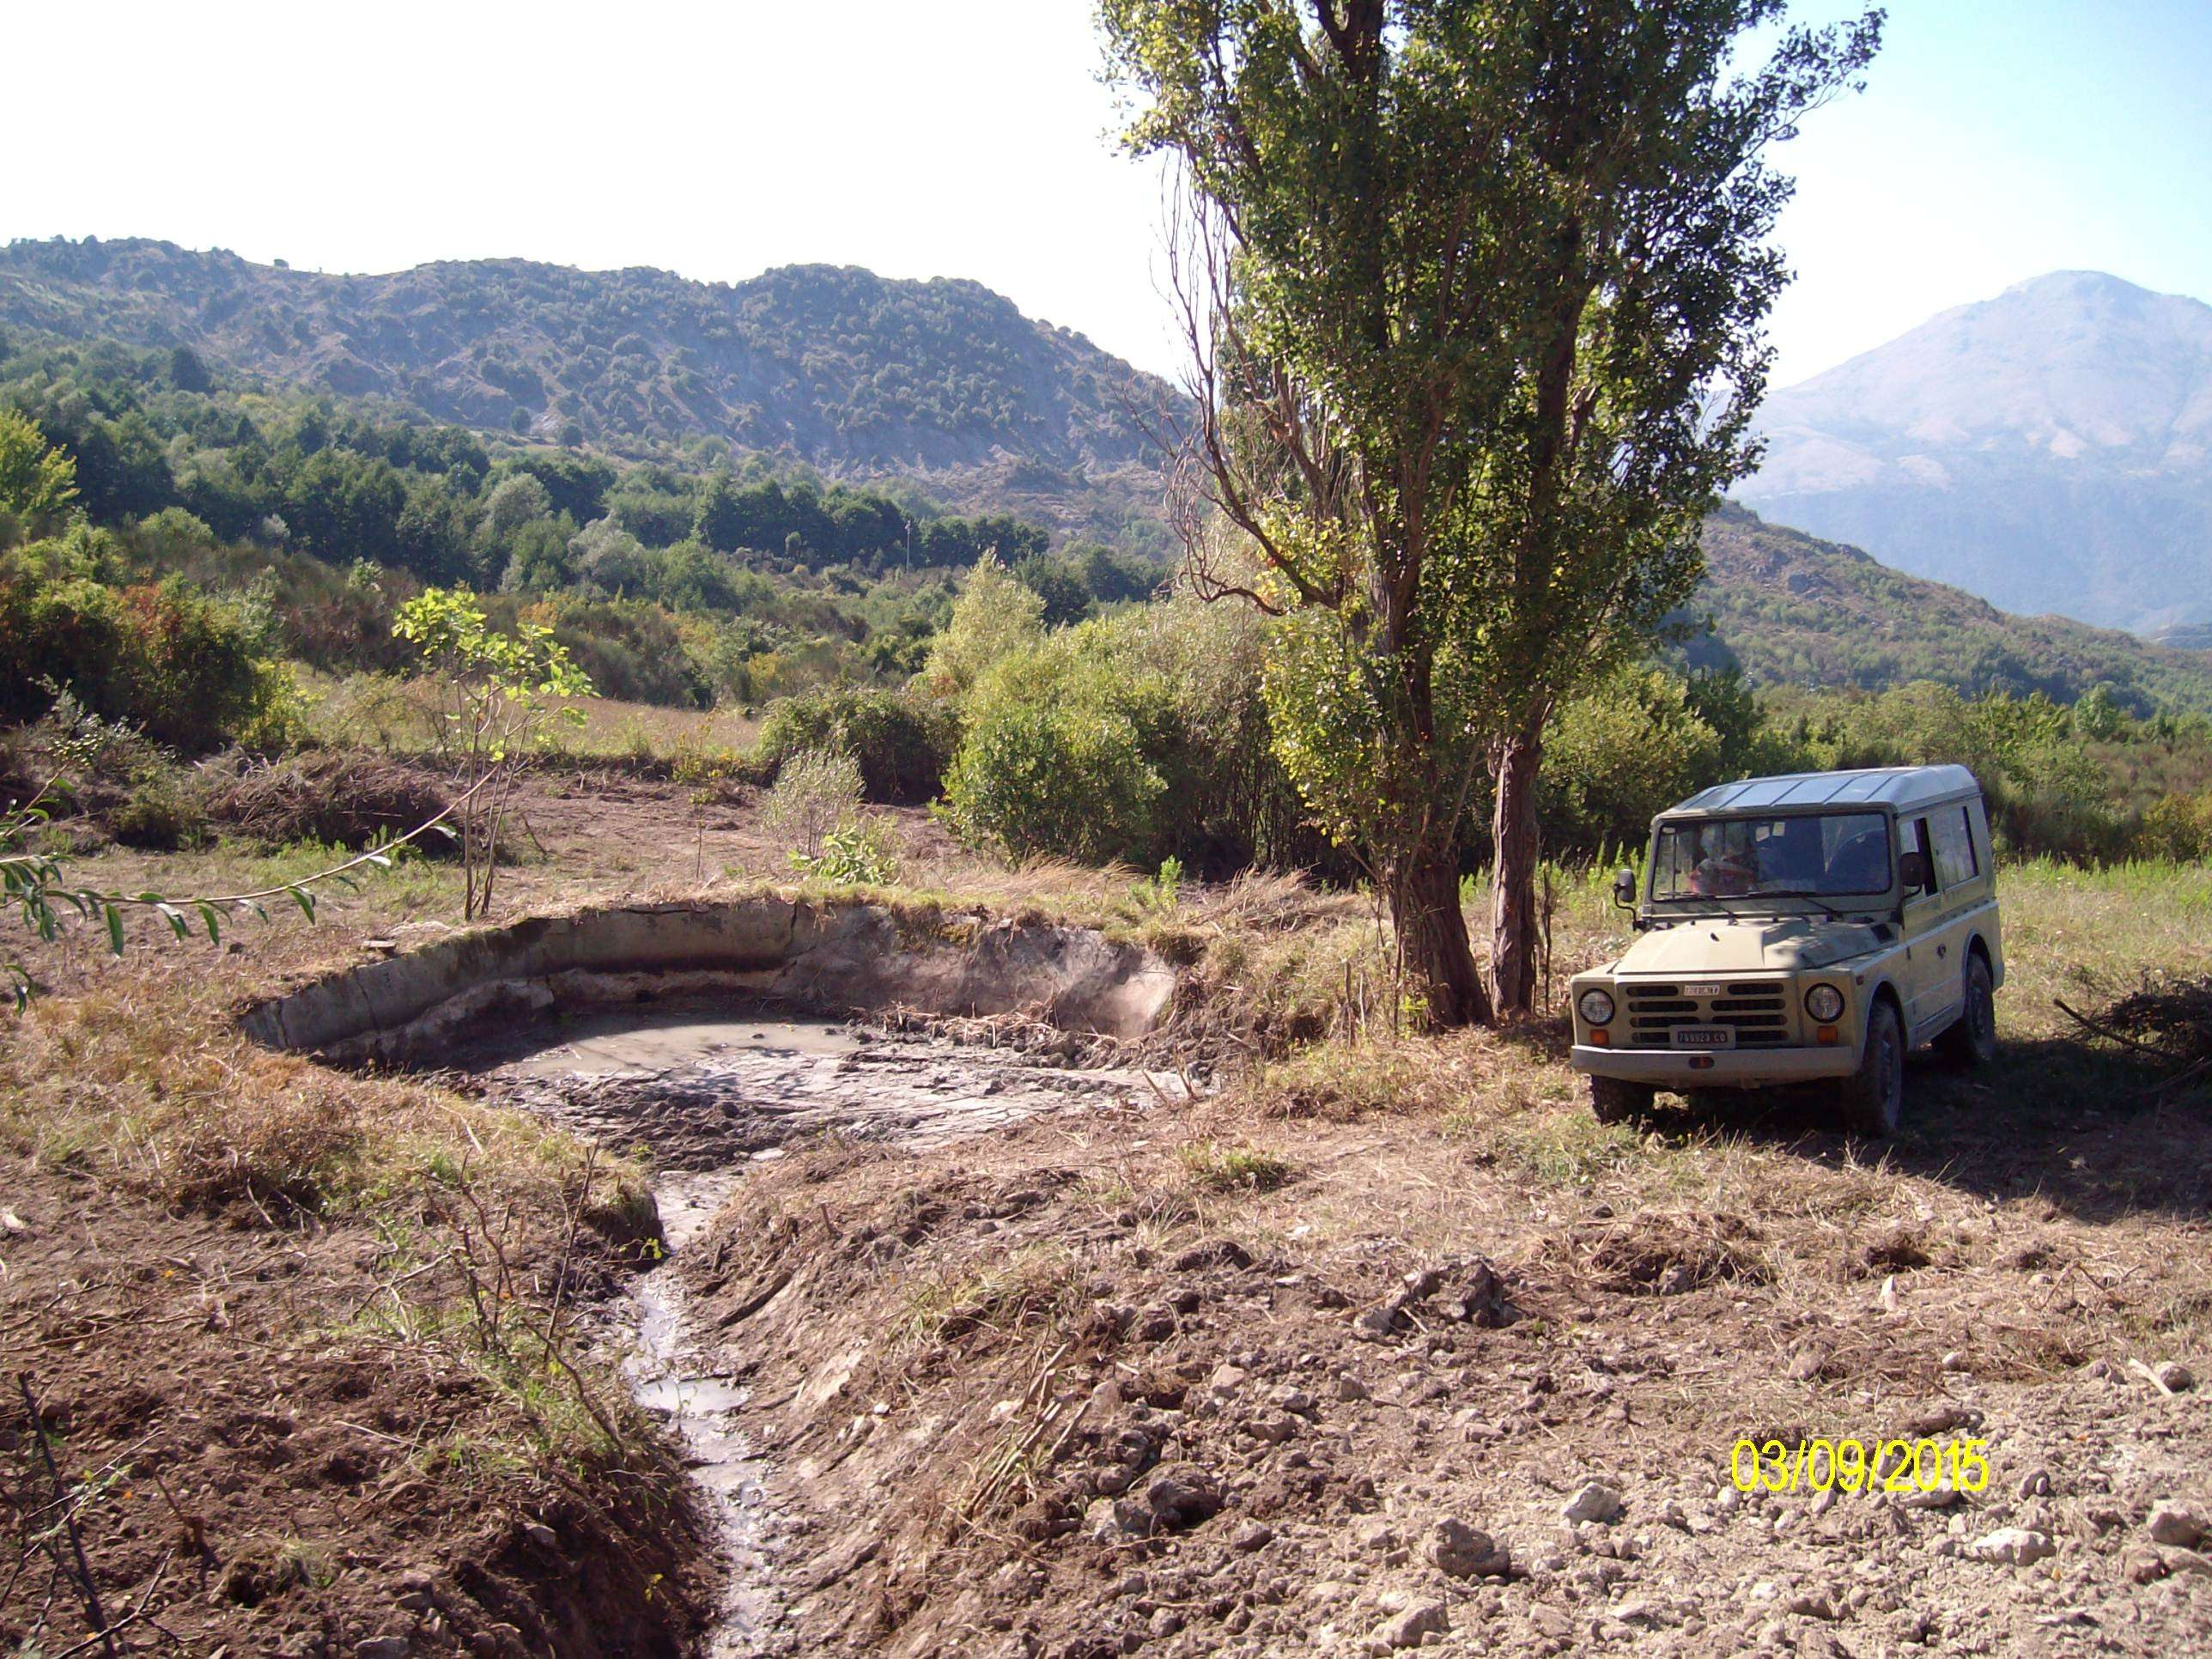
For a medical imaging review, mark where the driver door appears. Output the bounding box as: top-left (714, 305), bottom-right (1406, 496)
top-left (1898, 813), bottom-right (1947, 1035)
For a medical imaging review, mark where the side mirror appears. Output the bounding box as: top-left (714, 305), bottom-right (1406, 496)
top-left (1898, 849), bottom-right (1932, 895)
top-left (1612, 867), bottom-right (1638, 910)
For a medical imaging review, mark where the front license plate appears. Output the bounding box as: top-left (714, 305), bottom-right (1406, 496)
top-left (1671, 1026), bottom-right (1735, 1050)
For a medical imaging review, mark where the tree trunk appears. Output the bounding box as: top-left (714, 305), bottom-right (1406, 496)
top-left (1387, 842), bottom-right (1492, 1028)
top-left (1489, 723), bottom-right (1543, 1016)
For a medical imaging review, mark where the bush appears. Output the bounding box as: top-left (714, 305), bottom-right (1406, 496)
top-left (756, 686), bottom-right (951, 804)
top-left (109, 772), bottom-right (210, 850)
top-left (0, 536), bottom-right (285, 754)
top-left (760, 747), bottom-right (863, 862)
top-left (793, 817), bottom-right (902, 885)
top-left (939, 700), bottom-right (1163, 865)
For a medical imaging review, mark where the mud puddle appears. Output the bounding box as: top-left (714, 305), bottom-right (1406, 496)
top-left (477, 1006), bottom-right (1181, 1655)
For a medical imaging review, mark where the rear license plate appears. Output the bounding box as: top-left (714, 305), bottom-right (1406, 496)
top-left (1671, 1026), bottom-right (1735, 1050)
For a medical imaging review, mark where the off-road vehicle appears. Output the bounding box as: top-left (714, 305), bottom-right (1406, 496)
top-left (1568, 765), bottom-right (2002, 1135)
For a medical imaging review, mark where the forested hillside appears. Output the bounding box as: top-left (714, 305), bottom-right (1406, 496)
top-left (0, 238), bottom-right (1177, 515)
top-left (1686, 506), bottom-right (2212, 714)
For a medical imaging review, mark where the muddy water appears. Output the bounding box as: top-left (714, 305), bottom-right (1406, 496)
top-left (473, 1007), bottom-right (1179, 1656)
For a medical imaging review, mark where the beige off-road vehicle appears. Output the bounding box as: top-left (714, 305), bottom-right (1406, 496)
top-left (1568, 765), bottom-right (2002, 1135)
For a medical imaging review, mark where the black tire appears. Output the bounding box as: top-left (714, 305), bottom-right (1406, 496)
top-left (1589, 1075), bottom-right (1656, 1124)
top-left (1936, 952), bottom-right (1997, 1068)
top-left (1840, 998), bottom-right (1905, 1138)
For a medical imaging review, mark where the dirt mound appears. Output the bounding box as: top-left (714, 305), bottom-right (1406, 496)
top-left (199, 750), bottom-right (453, 850)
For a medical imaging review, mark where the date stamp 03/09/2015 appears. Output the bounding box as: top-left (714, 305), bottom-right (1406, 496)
top-left (1729, 1437), bottom-right (1990, 1497)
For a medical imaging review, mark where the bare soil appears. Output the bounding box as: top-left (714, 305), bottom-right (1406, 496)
top-left (9, 766), bottom-right (2211, 1657)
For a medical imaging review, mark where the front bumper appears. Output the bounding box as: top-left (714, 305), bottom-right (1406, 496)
top-left (1570, 1043), bottom-right (1858, 1087)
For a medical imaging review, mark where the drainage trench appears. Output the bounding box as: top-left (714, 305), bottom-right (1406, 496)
top-left (469, 1008), bottom-right (1182, 1656)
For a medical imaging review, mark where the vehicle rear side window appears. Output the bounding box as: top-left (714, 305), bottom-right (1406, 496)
top-left (1931, 805), bottom-right (1978, 889)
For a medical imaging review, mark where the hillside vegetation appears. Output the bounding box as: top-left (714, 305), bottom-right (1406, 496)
top-left (1689, 506), bottom-right (2212, 714)
top-left (0, 237), bottom-right (1182, 540)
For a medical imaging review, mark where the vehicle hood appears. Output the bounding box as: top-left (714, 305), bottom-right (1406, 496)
top-left (1613, 917), bottom-right (1884, 976)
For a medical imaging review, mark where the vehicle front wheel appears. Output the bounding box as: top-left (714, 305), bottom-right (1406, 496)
top-left (1840, 999), bottom-right (1905, 1138)
top-left (1936, 952), bottom-right (1997, 1068)
top-left (1589, 1075), bottom-right (1656, 1124)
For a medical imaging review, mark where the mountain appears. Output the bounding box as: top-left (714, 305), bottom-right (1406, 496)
top-left (0, 236), bottom-right (1174, 492)
top-left (1686, 505), bottom-right (2212, 714)
top-left (1735, 271), bottom-right (2212, 633)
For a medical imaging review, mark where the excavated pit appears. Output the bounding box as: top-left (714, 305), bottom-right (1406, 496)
top-left (243, 896), bottom-right (1186, 1656)
top-left (242, 894), bottom-right (1179, 1065)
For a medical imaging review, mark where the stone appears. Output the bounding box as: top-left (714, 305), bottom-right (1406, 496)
top-left (1431, 1517), bottom-right (1510, 1578)
top-left (2017, 1468), bottom-right (2051, 1499)
top-left (356, 1642), bottom-right (410, 1659)
top-left (1940, 1351), bottom-right (1970, 1372)
top-left (1336, 1372), bottom-right (1370, 1402)
top-left (2160, 1547), bottom-right (2212, 1577)
top-left (519, 1522), bottom-right (557, 1550)
top-left (2147, 1502), bottom-right (2206, 1549)
top-left (1145, 1465), bottom-right (1224, 1529)
top-left (1371, 1600), bottom-right (1449, 1650)
top-left (1656, 1499), bottom-right (1691, 1530)
top-left (1231, 1521), bottom-right (1274, 1552)
top-left (2153, 1360), bottom-right (2196, 1393)
top-left (1894, 1481), bottom-right (1962, 1511)
top-left (1789, 1592), bottom-right (1838, 1621)
top-left (1562, 1481), bottom-right (1624, 1526)
top-left (1085, 1496), bottom-right (1152, 1541)
top-left (1966, 1527), bottom-right (2056, 1566)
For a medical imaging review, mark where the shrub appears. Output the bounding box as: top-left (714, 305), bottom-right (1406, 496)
top-left (756, 686), bottom-right (951, 804)
top-left (0, 538), bottom-right (284, 754)
top-left (761, 746), bottom-right (863, 862)
top-left (109, 772), bottom-right (210, 850)
top-left (793, 817), bottom-right (902, 886)
top-left (939, 700), bottom-right (1163, 865)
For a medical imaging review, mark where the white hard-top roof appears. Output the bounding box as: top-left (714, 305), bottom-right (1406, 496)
top-left (1665, 764), bottom-right (1981, 818)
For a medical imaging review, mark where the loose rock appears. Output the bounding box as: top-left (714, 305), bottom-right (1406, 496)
top-left (2147, 1502), bottom-right (2206, 1549)
top-left (1562, 1481), bottom-right (1624, 1525)
top-left (1431, 1517), bottom-right (1511, 1579)
top-left (1371, 1600), bottom-right (1449, 1650)
top-left (1966, 1527), bottom-right (2056, 1566)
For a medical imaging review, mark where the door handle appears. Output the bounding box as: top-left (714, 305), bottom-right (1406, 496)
top-left (1937, 944), bottom-right (1948, 958)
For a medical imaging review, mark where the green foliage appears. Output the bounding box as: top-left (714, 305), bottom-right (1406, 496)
top-left (1540, 666), bottom-right (1726, 855)
top-left (0, 530), bottom-right (288, 753)
top-left (941, 697), bottom-right (1163, 866)
top-left (793, 817), bottom-right (902, 886)
top-left (0, 405), bottom-right (77, 530)
top-left (920, 556), bottom-right (1048, 700)
top-left (755, 686), bottom-right (951, 805)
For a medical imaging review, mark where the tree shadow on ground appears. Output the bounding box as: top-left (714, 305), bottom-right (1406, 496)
top-left (1633, 1037), bottom-right (2212, 1225)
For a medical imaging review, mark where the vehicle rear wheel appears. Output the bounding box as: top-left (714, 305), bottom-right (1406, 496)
top-left (1936, 953), bottom-right (1997, 1068)
top-left (1840, 999), bottom-right (1905, 1138)
top-left (1589, 1075), bottom-right (1656, 1124)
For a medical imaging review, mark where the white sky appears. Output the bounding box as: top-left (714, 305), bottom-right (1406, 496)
top-left (9, 2), bottom-right (2209, 390)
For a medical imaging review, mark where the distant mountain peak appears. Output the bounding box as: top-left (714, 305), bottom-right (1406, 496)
top-left (1739, 271), bottom-right (2212, 632)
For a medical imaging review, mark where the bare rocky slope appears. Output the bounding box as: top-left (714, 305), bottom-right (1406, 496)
top-left (1737, 271), bottom-right (2212, 632)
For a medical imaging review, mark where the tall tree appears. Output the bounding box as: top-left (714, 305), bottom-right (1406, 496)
top-left (1102, 0), bottom-right (1880, 1021)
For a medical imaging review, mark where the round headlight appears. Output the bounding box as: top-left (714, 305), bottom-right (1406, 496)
top-left (1805, 983), bottom-right (1845, 1024)
top-left (1578, 988), bottom-right (1616, 1026)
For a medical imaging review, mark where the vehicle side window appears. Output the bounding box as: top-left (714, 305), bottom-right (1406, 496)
top-left (1931, 805), bottom-right (1978, 889)
top-left (1903, 815), bottom-right (1937, 896)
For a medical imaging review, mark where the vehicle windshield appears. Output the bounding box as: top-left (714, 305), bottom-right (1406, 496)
top-left (1650, 811), bottom-right (1893, 902)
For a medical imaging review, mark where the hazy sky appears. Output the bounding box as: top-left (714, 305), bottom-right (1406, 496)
top-left (10, 2), bottom-right (2208, 389)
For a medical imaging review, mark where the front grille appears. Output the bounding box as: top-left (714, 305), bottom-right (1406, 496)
top-left (1621, 981), bottom-right (1792, 1048)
